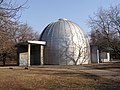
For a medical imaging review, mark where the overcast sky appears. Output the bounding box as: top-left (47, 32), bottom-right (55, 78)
top-left (19, 0), bottom-right (120, 34)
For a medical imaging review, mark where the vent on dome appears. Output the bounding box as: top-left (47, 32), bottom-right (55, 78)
top-left (58, 18), bottom-right (67, 20)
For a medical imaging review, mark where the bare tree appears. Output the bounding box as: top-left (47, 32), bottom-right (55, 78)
top-left (0, 0), bottom-right (40, 65)
top-left (0, 0), bottom-right (27, 18)
top-left (88, 4), bottom-right (120, 57)
top-left (0, 27), bottom-right (16, 65)
top-left (8, 23), bottom-right (39, 44)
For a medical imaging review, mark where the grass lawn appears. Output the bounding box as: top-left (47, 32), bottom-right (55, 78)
top-left (0, 65), bottom-right (120, 90)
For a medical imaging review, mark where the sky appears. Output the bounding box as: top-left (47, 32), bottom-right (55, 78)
top-left (19, 0), bottom-right (120, 34)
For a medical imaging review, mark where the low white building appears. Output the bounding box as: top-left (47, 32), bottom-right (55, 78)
top-left (17, 41), bottom-right (46, 66)
top-left (90, 45), bottom-right (111, 63)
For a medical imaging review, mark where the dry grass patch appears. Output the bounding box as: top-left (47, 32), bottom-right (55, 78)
top-left (0, 67), bottom-right (119, 90)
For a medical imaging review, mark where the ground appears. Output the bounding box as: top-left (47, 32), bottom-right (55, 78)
top-left (0, 62), bottom-right (120, 90)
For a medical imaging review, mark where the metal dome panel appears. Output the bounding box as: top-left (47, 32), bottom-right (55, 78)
top-left (40, 19), bottom-right (91, 65)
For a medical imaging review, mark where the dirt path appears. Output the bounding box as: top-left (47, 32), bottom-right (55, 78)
top-left (79, 66), bottom-right (120, 76)
top-left (70, 66), bottom-right (120, 81)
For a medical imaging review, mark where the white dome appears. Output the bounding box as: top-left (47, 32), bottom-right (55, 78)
top-left (40, 19), bottom-right (91, 65)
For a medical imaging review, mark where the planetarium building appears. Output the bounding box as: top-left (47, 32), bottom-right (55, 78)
top-left (17, 19), bottom-right (91, 66)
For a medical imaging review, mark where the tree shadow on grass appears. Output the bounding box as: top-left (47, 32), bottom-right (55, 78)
top-left (38, 69), bottom-right (120, 90)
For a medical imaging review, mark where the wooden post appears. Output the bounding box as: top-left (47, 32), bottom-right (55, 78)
top-left (28, 44), bottom-right (31, 66)
top-left (40, 45), bottom-right (44, 65)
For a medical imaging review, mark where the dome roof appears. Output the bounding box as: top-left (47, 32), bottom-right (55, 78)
top-left (40, 19), bottom-right (90, 65)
